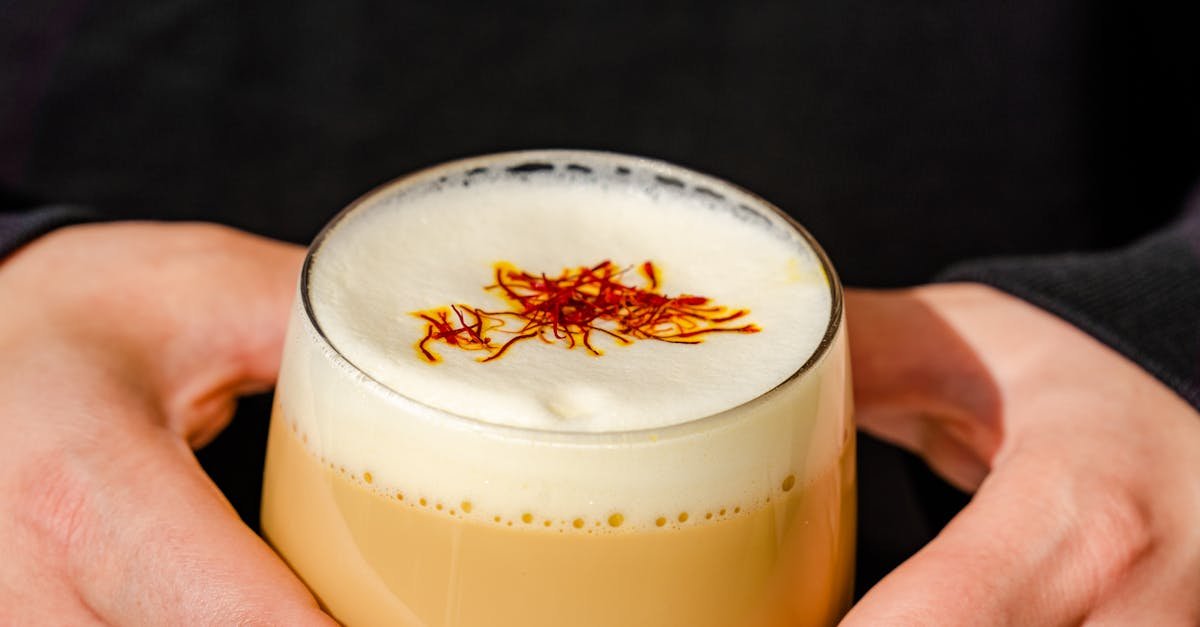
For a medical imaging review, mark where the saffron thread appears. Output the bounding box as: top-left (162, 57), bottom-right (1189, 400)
top-left (413, 260), bottom-right (760, 363)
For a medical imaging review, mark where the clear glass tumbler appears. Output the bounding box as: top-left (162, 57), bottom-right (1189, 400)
top-left (261, 150), bottom-right (855, 627)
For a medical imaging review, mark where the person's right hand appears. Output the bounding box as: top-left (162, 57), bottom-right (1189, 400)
top-left (841, 284), bottom-right (1200, 625)
top-left (0, 222), bottom-right (334, 625)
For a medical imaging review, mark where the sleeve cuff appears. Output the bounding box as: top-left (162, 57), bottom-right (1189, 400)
top-left (937, 229), bottom-right (1200, 411)
top-left (0, 205), bottom-right (98, 262)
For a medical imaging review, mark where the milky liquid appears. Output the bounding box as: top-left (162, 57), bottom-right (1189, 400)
top-left (261, 151), bottom-right (854, 626)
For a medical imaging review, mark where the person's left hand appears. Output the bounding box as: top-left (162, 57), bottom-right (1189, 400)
top-left (841, 284), bottom-right (1200, 625)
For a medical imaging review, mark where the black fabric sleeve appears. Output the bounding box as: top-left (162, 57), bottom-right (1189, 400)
top-left (938, 193), bottom-right (1200, 411)
top-left (1, 181), bottom-right (97, 262)
top-left (0, 205), bottom-right (97, 262)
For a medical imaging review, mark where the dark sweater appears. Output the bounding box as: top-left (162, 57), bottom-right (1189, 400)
top-left (4, 0), bottom-right (1197, 408)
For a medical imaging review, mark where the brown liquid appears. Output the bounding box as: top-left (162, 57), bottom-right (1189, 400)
top-left (262, 417), bottom-right (855, 627)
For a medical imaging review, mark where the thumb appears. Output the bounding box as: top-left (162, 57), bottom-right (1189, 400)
top-left (60, 419), bottom-right (334, 625)
top-left (840, 448), bottom-right (1137, 627)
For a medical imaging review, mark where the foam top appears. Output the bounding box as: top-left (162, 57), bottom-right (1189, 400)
top-left (281, 151), bottom-right (849, 528)
top-left (306, 153), bottom-right (831, 432)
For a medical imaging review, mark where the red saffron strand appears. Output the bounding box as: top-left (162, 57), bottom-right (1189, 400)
top-left (411, 260), bottom-right (761, 363)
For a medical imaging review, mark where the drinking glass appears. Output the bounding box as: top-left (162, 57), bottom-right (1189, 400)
top-left (261, 150), bottom-right (855, 627)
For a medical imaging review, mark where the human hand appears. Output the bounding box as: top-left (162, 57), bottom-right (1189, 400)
top-left (841, 284), bottom-right (1200, 625)
top-left (0, 222), bottom-right (334, 624)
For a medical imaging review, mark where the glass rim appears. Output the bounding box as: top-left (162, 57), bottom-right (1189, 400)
top-left (299, 149), bottom-right (845, 445)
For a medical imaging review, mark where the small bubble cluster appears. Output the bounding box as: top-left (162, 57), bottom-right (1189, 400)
top-left (296, 421), bottom-right (803, 533)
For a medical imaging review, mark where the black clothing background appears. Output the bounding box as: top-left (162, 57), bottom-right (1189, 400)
top-left (4, 0), bottom-right (1198, 595)
top-left (10, 1), bottom-right (1198, 272)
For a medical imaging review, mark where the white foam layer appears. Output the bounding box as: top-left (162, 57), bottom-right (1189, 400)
top-left (279, 151), bottom-right (851, 527)
top-left (308, 156), bottom-right (829, 432)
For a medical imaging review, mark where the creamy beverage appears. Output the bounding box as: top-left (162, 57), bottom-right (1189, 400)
top-left (261, 151), bottom-right (854, 627)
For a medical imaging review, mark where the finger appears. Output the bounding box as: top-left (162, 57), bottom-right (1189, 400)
top-left (844, 288), bottom-right (1002, 489)
top-left (57, 421), bottom-right (334, 625)
top-left (0, 222), bottom-right (306, 446)
top-left (148, 225), bottom-right (306, 444)
top-left (191, 225), bottom-right (306, 386)
top-left (840, 446), bottom-right (1149, 627)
